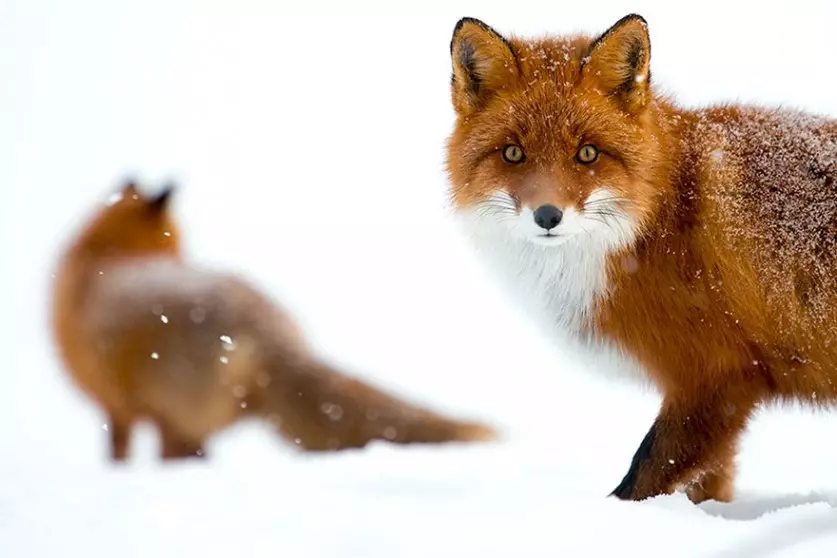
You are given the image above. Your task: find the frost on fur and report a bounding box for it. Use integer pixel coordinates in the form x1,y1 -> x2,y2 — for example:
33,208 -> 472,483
445,14 -> 837,503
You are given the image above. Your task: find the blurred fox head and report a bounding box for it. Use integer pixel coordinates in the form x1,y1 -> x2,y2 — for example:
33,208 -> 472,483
70,179 -> 181,261
445,15 -> 670,249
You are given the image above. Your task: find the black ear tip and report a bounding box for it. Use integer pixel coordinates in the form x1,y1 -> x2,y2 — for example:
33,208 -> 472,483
454,16 -> 482,30
452,17 -> 473,52
120,175 -> 140,193
452,17 -> 485,44
621,13 -> 648,28
589,13 -> 651,57
452,16 -> 492,36
148,182 -> 176,210
451,17 -> 499,54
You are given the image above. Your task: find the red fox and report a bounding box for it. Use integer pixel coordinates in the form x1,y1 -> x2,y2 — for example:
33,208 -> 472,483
446,14 -> 837,503
51,180 -> 496,460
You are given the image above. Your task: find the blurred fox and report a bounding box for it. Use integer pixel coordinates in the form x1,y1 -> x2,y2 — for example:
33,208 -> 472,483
446,14 -> 837,503
51,180 -> 496,461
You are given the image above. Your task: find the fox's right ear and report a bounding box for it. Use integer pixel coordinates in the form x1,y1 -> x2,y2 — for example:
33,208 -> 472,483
147,182 -> 175,212
450,17 -> 518,115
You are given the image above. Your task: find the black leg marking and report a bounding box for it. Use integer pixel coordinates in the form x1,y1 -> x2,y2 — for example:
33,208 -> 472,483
108,416 -> 131,462
610,420 -> 657,499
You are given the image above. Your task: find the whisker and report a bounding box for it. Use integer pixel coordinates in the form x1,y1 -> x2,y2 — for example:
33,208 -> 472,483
487,200 -> 518,209
475,203 -> 518,218
477,203 -> 516,213
494,215 -> 518,224
586,211 -> 623,220
585,206 -> 630,218
585,195 -> 633,204
584,214 -> 610,226
579,222 -> 594,243
479,210 -> 517,220
583,196 -> 638,211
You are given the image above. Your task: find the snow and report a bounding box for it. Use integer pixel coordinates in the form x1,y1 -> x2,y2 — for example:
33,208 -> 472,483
3,0 -> 837,556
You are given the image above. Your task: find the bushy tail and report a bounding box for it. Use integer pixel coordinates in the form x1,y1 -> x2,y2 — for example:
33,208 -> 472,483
257,355 -> 497,451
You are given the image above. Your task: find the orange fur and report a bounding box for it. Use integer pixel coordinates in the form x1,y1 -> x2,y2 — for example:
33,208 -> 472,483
445,15 -> 837,502
51,180 -> 496,461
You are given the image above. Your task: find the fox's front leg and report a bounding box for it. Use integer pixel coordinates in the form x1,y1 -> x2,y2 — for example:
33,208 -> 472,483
610,387 -> 757,503
107,413 -> 133,462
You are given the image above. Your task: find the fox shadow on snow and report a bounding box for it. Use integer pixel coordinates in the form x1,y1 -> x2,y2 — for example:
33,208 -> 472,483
697,490 -> 837,521
694,492 -> 837,558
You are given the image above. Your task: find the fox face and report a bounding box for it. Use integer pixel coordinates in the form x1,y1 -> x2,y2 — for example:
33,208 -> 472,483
75,180 -> 181,260
445,15 -> 669,250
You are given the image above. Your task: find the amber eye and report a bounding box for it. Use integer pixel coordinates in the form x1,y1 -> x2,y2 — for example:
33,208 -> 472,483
576,144 -> 599,164
502,144 -> 525,164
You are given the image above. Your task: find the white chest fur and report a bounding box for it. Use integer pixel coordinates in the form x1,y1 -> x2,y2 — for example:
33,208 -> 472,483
460,211 -> 607,337
455,195 -> 649,384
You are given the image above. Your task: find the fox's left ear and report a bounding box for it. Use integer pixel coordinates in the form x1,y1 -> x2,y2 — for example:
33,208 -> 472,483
582,14 -> 651,114
120,177 -> 140,198
450,17 -> 519,115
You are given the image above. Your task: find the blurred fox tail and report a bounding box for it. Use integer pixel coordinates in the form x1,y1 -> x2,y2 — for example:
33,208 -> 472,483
258,354 -> 498,451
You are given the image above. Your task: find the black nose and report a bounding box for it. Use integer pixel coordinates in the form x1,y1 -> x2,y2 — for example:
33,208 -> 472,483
533,204 -> 563,231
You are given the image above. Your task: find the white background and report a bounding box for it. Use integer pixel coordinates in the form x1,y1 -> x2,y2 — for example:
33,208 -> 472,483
3,1 -> 837,556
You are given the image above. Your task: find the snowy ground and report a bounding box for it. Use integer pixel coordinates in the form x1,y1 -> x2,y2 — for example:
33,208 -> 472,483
4,1 -> 837,556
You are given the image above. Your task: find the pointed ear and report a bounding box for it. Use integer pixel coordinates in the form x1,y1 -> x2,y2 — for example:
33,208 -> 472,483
450,17 -> 519,115
147,182 -> 175,212
120,177 -> 139,197
582,14 -> 651,113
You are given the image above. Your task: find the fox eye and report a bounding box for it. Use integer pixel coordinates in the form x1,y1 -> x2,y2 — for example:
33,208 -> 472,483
576,144 -> 599,164
501,144 -> 525,164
